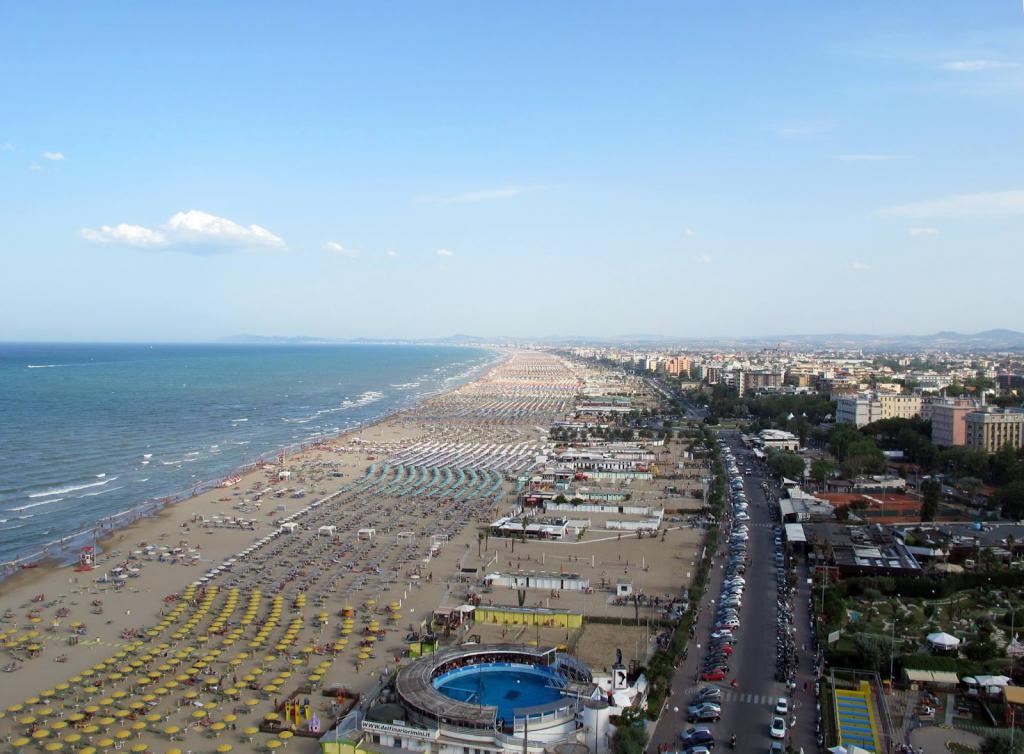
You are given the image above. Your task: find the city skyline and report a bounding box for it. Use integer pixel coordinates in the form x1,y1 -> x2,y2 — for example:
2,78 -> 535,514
2,2 -> 1023,341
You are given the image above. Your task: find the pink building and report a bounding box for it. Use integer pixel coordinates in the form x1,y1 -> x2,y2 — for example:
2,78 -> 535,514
931,400 -> 978,447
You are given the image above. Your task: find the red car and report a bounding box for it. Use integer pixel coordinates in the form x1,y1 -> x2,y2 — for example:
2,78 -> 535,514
719,645 -> 734,655
701,669 -> 727,682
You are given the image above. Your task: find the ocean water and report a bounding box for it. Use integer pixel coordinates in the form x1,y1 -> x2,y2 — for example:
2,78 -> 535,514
0,343 -> 497,566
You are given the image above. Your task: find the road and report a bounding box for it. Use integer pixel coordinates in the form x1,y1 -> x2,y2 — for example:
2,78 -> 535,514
647,430 -> 820,753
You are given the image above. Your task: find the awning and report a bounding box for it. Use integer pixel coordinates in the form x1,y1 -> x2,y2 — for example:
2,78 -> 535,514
1005,686 -> 1024,706
784,523 -> 806,544
904,669 -> 959,685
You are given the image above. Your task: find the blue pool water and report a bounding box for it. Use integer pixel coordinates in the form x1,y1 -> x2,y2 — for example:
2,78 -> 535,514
434,665 -> 565,721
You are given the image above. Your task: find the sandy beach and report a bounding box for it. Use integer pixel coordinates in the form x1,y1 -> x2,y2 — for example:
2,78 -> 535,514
0,351 -> 705,754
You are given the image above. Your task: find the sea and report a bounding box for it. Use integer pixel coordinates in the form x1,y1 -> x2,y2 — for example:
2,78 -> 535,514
0,343 -> 498,567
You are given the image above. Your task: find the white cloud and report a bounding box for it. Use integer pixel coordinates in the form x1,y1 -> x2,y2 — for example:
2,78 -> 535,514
323,241 -> 359,258
942,60 -> 1019,72
28,163 -> 41,172
166,209 -> 284,248
418,186 -> 534,205
80,209 -> 285,252
881,190 -> 1024,219
834,154 -> 909,161
850,261 -> 871,271
42,151 -> 65,161
908,226 -> 940,237
437,249 -> 455,258
694,254 -> 712,264
1,142 -> 13,151
683,228 -> 696,237
80,224 -> 169,247
387,251 -> 398,258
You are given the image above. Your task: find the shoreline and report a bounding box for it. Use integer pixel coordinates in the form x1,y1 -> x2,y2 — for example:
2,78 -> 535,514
0,347 -> 508,579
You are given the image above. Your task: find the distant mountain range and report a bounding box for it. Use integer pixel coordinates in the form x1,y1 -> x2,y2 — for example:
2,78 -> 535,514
223,329 -> 1024,351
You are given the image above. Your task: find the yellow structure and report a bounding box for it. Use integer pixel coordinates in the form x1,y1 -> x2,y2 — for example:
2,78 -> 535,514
320,732 -> 372,754
473,605 -> 582,628
833,681 -> 881,753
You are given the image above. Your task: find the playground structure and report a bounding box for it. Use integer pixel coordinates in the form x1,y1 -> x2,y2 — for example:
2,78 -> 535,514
830,669 -> 894,754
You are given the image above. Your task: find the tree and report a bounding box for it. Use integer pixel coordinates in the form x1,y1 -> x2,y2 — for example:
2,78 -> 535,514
920,479 -> 941,522
768,450 -> 805,480
994,481 -> 1024,520
980,736 -> 1019,754
612,721 -> 649,754
810,459 -> 835,489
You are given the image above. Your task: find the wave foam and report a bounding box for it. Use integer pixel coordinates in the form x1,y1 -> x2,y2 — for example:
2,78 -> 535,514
28,476 -> 118,499
10,498 -> 64,512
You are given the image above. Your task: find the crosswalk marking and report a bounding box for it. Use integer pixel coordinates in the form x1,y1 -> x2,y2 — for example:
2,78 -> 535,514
721,691 -> 775,706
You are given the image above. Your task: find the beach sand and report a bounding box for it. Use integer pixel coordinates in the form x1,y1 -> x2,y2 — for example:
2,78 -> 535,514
0,351 -> 704,754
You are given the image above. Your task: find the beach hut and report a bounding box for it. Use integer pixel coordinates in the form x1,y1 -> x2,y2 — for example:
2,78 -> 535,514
279,523 -> 298,534
357,528 -> 375,541
318,526 -> 336,537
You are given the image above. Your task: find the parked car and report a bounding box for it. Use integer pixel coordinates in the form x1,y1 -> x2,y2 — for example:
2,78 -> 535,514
701,668 -> 727,682
693,687 -> 723,703
775,698 -> 789,715
681,727 -> 716,749
687,703 -> 721,723
770,716 -> 787,739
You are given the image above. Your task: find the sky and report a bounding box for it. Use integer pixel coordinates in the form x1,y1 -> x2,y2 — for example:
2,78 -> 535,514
2,2 -> 1023,342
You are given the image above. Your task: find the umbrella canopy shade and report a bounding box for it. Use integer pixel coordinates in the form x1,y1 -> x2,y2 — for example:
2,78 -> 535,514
926,632 -> 961,648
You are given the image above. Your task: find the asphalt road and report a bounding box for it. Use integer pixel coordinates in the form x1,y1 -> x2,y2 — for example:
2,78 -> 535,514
647,431 -> 819,754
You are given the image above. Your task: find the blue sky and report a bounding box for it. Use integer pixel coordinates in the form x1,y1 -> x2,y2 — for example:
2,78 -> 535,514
2,2 -> 1023,341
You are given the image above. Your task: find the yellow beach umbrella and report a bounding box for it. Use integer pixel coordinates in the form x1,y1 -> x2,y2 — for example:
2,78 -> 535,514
64,733 -> 82,744
115,729 -> 132,740
96,737 -> 114,749
278,731 -> 293,740
130,744 -> 147,753
32,729 -> 51,739
191,710 -> 206,720
163,725 -> 180,736
266,741 -> 282,750
131,721 -> 146,732
11,738 -> 31,748
44,742 -> 63,752
82,725 -> 100,735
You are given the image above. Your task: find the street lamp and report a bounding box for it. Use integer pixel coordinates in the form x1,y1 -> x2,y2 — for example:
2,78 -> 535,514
1008,601 -> 1018,753
889,594 -> 901,684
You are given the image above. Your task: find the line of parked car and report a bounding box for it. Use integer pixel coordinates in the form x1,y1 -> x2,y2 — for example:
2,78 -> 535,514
677,443 -> 749,753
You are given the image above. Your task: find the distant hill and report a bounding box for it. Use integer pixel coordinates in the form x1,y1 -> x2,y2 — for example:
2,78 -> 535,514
222,329 -> 1024,351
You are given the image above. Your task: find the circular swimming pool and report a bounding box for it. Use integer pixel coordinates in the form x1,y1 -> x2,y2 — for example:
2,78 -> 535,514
433,663 -> 566,722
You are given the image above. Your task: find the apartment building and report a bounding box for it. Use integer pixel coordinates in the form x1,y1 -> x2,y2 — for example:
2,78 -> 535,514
836,392 -> 922,428
964,408 -> 1024,453
929,398 -> 980,447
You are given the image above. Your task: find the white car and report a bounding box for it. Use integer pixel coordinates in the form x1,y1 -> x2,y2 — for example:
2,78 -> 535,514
775,697 -> 789,715
770,716 -> 787,739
